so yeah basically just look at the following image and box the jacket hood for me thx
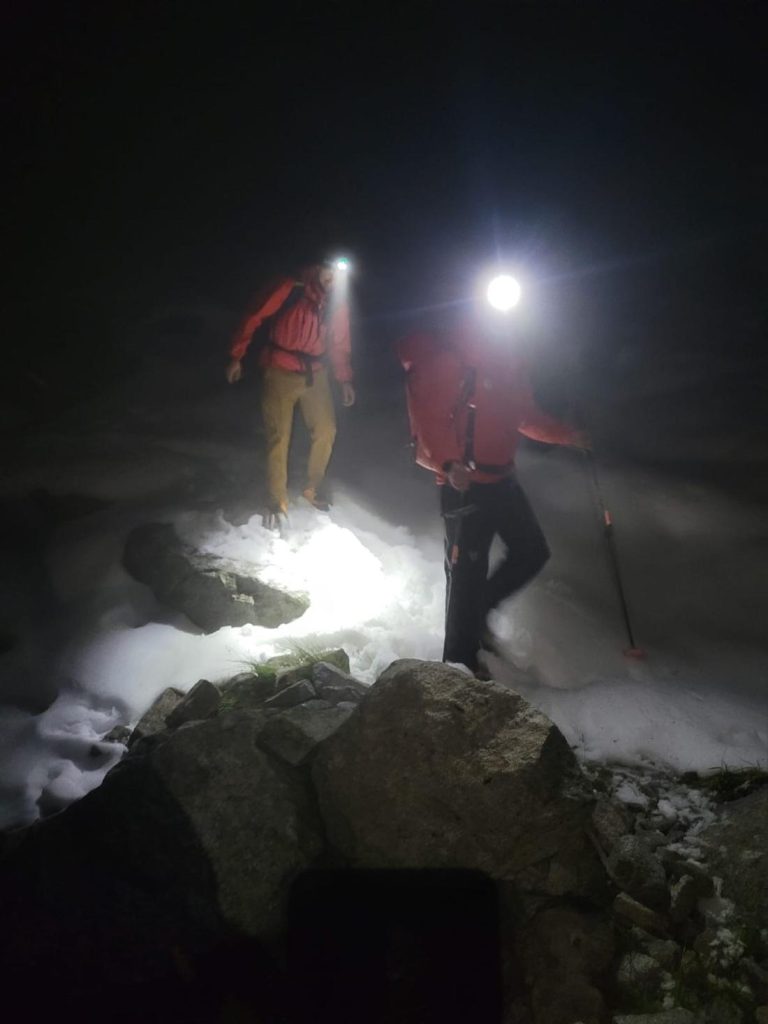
[300,264,323,285]
[299,264,328,305]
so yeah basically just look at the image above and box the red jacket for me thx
[230,266,353,383]
[399,325,580,485]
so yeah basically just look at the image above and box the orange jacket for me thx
[230,266,353,383]
[399,325,580,484]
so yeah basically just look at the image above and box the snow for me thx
[583,760,719,861]
[614,780,650,810]
[0,376,766,830]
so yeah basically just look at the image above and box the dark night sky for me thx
[3,2,766,424]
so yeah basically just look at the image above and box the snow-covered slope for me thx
[0,356,765,829]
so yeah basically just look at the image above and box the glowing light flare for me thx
[333,257,351,272]
[244,513,397,627]
[486,274,522,312]
[169,503,445,675]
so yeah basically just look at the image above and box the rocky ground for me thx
[1,647,765,1024]
[0,382,765,1022]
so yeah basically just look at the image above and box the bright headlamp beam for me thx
[334,257,351,272]
[486,275,521,312]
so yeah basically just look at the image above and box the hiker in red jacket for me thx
[399,321,587,675]
[227,262,355,525]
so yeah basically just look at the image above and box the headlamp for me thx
[486,274,521,312]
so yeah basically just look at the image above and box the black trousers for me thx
[441,476,550,670]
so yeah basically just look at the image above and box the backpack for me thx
[247,280,305,356]
[250,280,334,383]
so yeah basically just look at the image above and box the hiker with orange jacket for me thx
[399,321,587,675]
[226,262,355,526]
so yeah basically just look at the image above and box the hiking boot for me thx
[262,501,288,532]
[302,488,332,513]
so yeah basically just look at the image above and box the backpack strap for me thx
[267,282,327,385]
[452,367,478,469]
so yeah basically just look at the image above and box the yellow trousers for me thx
[261,366,337,510]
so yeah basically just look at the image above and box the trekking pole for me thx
[582,450,646,660]
[442,502,478,662]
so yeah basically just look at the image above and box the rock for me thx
[592,797,633,853]
[543,854,589,896]
[661,855,715,897]
[218,671,277,710]
[697,894,740,931]
[679,948,699,974]
[165,679,220,729]
[101,714,324,935]
[505,996,534,1023]
[648,938,682,972]
[612,1011,699,1024]
[123,522,308,631]
[531,976,606,1024]
[312,661,368,703]
[615,951,664,1001]
[692,928,717,959]
[676,916,706,950]
[669,875,700,924]
[742,957,768,989]
[146,713,325,933]
[314,683,366,705]
[264,679,317,710]
[103,725,132,745]
[706,997,744,1024]
[257,701,357,766]
[697,787,768,931]
[268,648,350,677]
[0,711,325,1011]
[613,894,669,936]
[218,651,354,711]
[614,778,651,811]
[650,813,678,834]
[635,829,670,851]
[523,907,615,978]
[629,930,682,971]
[608,836,670,910]
[275,664,315,690]
[128,686,184,746]
[150,716,324,936]
[272,651,354,692]
[514,834,608,903]
[312,660,592,885]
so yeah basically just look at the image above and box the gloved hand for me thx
[226,359,243,384]
[447,462,472,491]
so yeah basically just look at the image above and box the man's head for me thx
[317,263,335,291]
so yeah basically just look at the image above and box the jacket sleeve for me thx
[517,363,581,446]
[327,302,353,383]
[229,278,296,360]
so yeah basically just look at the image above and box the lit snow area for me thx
[0,478,443,828]
[485,450,768,771]
[0,400,766,828]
